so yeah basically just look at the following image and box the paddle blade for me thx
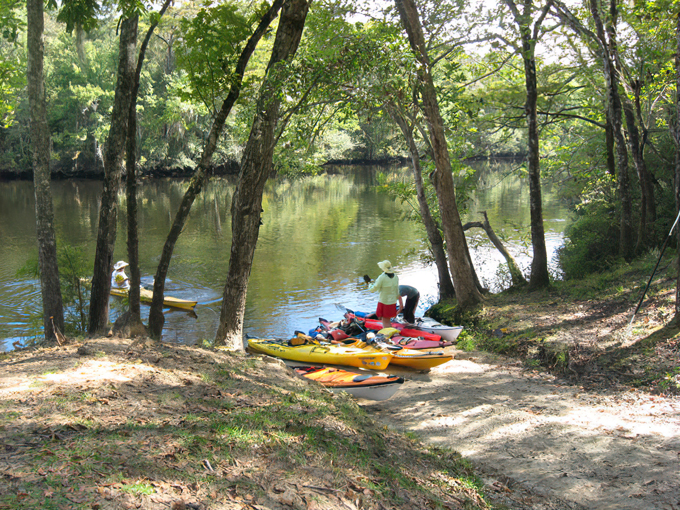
[363,274,371,283]
[334,303,354,314]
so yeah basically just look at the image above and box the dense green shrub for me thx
[556,204,620,280]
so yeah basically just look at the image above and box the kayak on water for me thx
[109,286,197,311]
[81,277,198,311]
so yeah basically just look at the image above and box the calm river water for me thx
[0,162,570,350]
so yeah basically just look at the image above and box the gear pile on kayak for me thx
[247,309,462,401]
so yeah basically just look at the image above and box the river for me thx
[0,162,570,350]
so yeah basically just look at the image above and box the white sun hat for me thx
[377,260,393,273]
[113,261,129,271]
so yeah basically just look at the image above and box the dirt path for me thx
[365,350,680,510]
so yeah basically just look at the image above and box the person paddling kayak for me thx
[366,260,399,329]
[111,260,130,290]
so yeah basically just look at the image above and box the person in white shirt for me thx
[111,261,130,290]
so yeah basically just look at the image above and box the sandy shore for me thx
[364,349,680,510]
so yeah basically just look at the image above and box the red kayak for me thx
[317,316,451,349]
[344,312,444,343]
[390,335,453,349]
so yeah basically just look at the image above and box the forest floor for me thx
[1,255,679,509]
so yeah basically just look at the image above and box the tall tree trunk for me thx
[674,11,680,320]
[522,26,550,289]
[88,17,138,335]
[622,100,649,252]
[503,0,551,290]
[75,23,87,68]
[605,107,616,175]
[394,0,483,310]
[126,16,142,324]
[148,0,285,339]
[126,0,172,328]
[630,79,656,246]
[607,0,634,259]
[215,0,311,349]
[388,106,455,300]
[27,0,64,342]
[552,0,634,257]
[590,0,634,259]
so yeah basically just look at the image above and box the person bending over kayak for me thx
[367,260,399,329]
[398,284,420,324]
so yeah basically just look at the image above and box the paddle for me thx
[334,303,354,315]
[363,274,372,283]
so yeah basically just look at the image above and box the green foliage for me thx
[17,242,91,336]
[175,2,260,111]
[0,0,24,129]
[55,0,100,34]
[0,0,23,42]
[556,200,620,280]
[57,244,90,335]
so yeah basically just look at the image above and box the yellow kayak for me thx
[247,338,392,370]
[339,339,453,371]
[110,287,197,311]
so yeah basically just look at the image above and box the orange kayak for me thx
[293,366,404,400]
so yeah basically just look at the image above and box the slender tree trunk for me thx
[148,0,285,339]
[126,16,142,324]
[590,0,634,259]
[388,107,455,300]
[521,28,550,289]
[215,0,311,349]
[394,0,483,310]
[125,0,172,329]
[88,17,138,335]
[615,48,656,252]
[75,23,87,68]
[674,11,680,319]
[607,2,634,259]
[553,0,634,258]
[622,100,648,252]
[502,0,550,289]
[605,107,616,175]
[631,80,656,245]
[27,0,64,342]
[634,87,656,234]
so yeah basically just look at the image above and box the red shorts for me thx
[376,302,397,319]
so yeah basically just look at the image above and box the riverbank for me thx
[429,251,680,395]
[0,337,491,510]
[2,254,678,509]
[0,156,413,181]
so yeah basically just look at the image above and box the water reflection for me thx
[0,162,570,350]
[465,159,570,286]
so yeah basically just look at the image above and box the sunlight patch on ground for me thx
[432,360,486,374]
[37,360,144,385]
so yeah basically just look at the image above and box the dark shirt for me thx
[399,285,419,299]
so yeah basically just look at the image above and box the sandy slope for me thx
[366,351,680,510]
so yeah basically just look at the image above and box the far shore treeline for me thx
[6,0,680,345]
